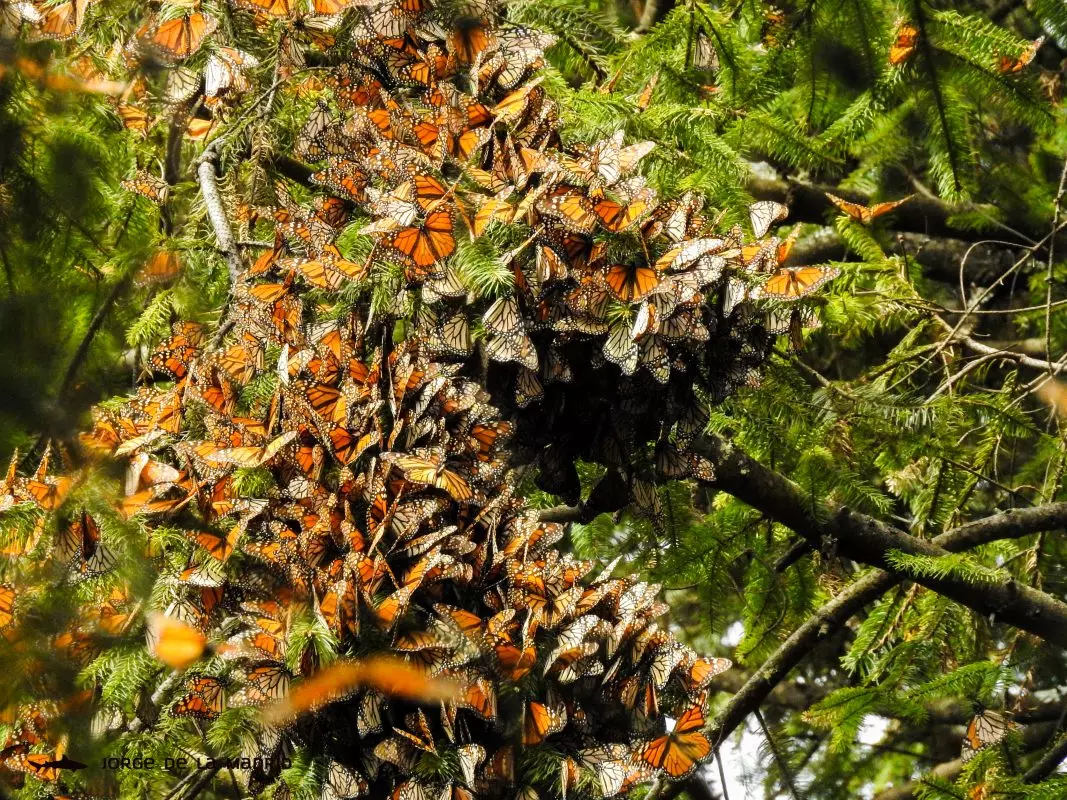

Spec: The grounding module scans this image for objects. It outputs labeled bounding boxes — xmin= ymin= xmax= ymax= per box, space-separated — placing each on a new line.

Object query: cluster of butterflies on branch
xmin=0 ymin=0 xmax=852 ymax=798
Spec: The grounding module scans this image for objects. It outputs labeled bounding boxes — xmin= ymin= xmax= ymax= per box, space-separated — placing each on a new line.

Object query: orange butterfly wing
xmin=889 ymin=22 xmax=918 ymax=66
xmin=757 ymin=266 xmax=840 ymax=300
xmin=639 ymin=703 xmax=711 ymax=778
xmin=605 ymin=264 xmax=660 ymax=302
xmin=148 ymin=14 xmax=217 ymax=61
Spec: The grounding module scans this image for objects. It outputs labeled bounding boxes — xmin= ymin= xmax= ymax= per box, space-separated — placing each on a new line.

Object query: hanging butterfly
xmin=638 ymin=701 xmax=712 ymax=779
xmin=748 ymin=200 xmax=788 ymax=238
xmin=998 ymin=37 xmax=1045 ymax=74
xmin=889 ymin=20 xmax=919 ymax=66
xmin=137 ymin=12 xmax=218 ymax=63
xmin=171 ymin=676 xmax=225 ymax=719
xmin=962 ymin=710 xmax=1016 ymax=762
xmin=634 ymin=71 xmax=660 ymax=111
xmin=33 ymin=0 xmax=92 ymax=41
xmin=121 ymin=169 xmax=170 ymax=204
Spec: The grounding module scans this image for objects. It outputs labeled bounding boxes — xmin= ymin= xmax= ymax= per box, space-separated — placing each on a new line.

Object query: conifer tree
xmin=1 ymin=2 xmax=1067 ymax=800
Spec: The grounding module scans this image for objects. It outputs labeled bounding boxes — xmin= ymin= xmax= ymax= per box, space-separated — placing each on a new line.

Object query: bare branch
xmin=197 ymin=150 xmax=241 ymax=290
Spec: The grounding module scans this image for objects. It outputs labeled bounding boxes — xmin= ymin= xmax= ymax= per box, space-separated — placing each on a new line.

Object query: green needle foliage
xmin=1 ymin=1 xmax=1067 ymax=800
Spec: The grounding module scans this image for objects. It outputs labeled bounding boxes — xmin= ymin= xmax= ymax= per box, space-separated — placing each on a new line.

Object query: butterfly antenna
xmin=754 ymin=708 xmax=805 ymax=800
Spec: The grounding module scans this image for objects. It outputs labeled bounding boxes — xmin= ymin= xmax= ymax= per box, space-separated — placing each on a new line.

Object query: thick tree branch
xmin=660 ymin=458 xmax=1067 ymax=799
xmin=634 ymin=0 xmax=676 ymax=34
xmin=750 ymin=177 xmax=1063 ymax=249
xmin=692 ymin=434 xmax=1067 ymax=647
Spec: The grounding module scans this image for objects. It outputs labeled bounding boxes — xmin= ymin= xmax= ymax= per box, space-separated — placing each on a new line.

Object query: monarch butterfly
xmin=559 ymin=130 xmax=624 ymax=192
xmin=962 ymin=710 xmax=1015 ymax=762
xmin=752 ymin=266 xmax=840 ymax=300
xmin=139 ymin=13 xmax=217 ymax=63
xmin=0 ymin=1 xmax=39 ymax=37
xmin=231 ymin=663 xmax=291 ymax=707
xmin=492 ymin=77 xmax=545 ymax=124
xmin=826 ymin=192 xmax=913 ymax=224
xmin=471 ymin=189 xmax=516 ymax=237
xmin=355 ymin=690 xmax=383 ymax=736
xmin=427 ymin=313 xmax=472 ymax=358
xmin=456 ymin=743 xmax=486 ymax=786
xmin=998 ymin=37 xmax=1045 ymax=74
xmin=185 ymin=528 xmax=239 ymax=562
xmin=604 ymin=263 xmax=661 ymax=303
xmin=889 ymin=20 xmax=919 ymax=66
xmin=383 ymin=453 xmax=472 ymax=502
xmin=204 ymin=48 xmax=258 ymax=106
xmin=523 ymin=701 xmax=567 ymax=745
xmin=482 ymin=296 xmax=522 ymax=335
xmin=394 ymin=709 xmax=436 ymax=753
xmin=386 ymin=210 xmax=457 ymax=280
xmin=139 ymin=249 xmax=181 ymax=284
xmin=638 ymin=702 xmax=711 ymax=778
xmin=486 ymin=330 xmax=539 ymax=372
xmin=33 ymin=0 xmax=90 ymax=40
xmin=748 ymin=200 xmax=788 ymax=238
xmin=233 ymin=0 xmax=293 ymax=18
xmin=113 ymin=102 xmax=152 ymax=136
xmin=692 ymin=27 xmax=718 ymax=71
xmin=451 ymin=16 xmax=492 ymax=64
xmin=171 ymin=676 xmax=225 ymax=719
xmin=539 ymin=189 xmax=598 ymax=234
xmin=678 ymin=655 xmax=732 ymax=694
xmin=634 ymin=71 xmax=660 ymax=111
xmin=484 ymin=744 xmax=515 ymax=782
xmin=594 ymin=192 xmax=654 ymax=233
xmin=121 ymin=169 xmax=170 ymax=204
xmin=2 ymin=746 xmax=87 ymax=781
xmin=313 ymin=0 xmax=361 ymax=12
xmin=58 ymin=511 xmax=116 ymax=579
xmin=322 ymin=761 xmax=370 ymax=800
xmin=25 ymin=474 xmax=73 ymax=512
xmin=0 ymin=583 xmax=14 ymax=629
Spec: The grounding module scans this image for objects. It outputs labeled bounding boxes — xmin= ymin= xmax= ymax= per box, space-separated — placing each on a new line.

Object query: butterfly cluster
xmin=0 ymin=0 xmax=842 ymax=798
xmin=242 ymin=0 xmax=841 ymax=509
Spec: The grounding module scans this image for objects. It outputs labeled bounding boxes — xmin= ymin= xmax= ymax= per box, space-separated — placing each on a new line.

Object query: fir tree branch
xmin=912 ymin=0 xmax=963 ymax=196
xmin=871 ymin=720 xmax=1062 ymax=800
xmin=659 ymin=571 xmax=897 ymax=800
xmin=748 ymin=177 xmax=1058 ymax=248
xmin=56 ymin=268 xmax=134 ymax=402
xmin=692 ymin=433 xmax=1067 ymax=646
